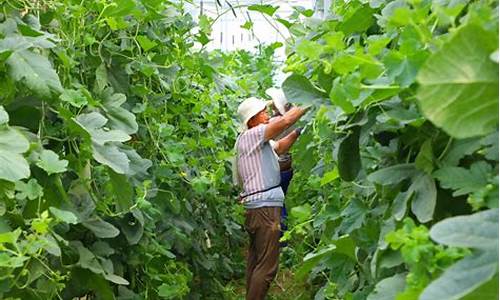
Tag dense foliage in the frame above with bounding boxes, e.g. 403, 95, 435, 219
261, 0, 498, 299
0, 0, 498, 299
0, 0, 277, 299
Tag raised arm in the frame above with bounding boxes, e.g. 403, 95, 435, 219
274, 129, 301, 155
264, 106, 307, 141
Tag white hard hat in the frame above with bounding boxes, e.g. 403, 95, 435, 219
237, 97, 267, 129
265, 88, 288, 115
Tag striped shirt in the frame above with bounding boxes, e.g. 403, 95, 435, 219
236, 124, 284, 209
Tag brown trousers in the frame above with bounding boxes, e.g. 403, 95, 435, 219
244, 207, 281, 300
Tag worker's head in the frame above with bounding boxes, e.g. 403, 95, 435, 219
265, 88, 290, 116
237, 97, 270, 129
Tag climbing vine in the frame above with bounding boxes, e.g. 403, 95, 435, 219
256, 0, 499, 299
0, 0, 277, 298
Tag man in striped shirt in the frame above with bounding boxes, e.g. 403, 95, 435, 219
235, 97, 307, 299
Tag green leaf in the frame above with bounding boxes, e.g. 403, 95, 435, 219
338, 198, 368, 234
74, 112, 130, 145
0, 228, 21, 245
43, 234, 61, 257
383, 51, 427, 88
429, 208, 498, 250
367, 273, 406, 300
332, 54, 359, 75
103, 273, 129, 285
82, 217, 120, 239
433, 161, 492, 196
461, 275, 498, 300
6, 50, 62, 97
296, 39, 322, 60
320, 168, 339, 186
49, 207, 78, 224
158, 282, 185, 299
0, 127, 30, 182
420, 250, 498, 300
378, 218, 396, 250
95, 63, 108, 92
392, 191, 411, 221
120, 209, 144, 245
248, 4, 279, 16
323, 31, 345, 50
304, 244, 336, 261
337, 126, 361, 181
441, 138, 482, 166
102, 93, 138, 134
0, 106, 8, 124
417, 24, 499, 138
241, 21, 253, 29
367, 163, 417, 185
15, 179, 43, 200
102, 0, 136, 17
119, 146, 151, 177
136, 35, 157, 52
60, 89, 88, 108
74, 242, 104, 274
36, 149, 68, 175
409, 173, 436, 223
415, 140, 434, 173
282, 74, 328, 106
92, 143, 130, 174
334, 235, 357, 260
329, 76, 357, 114
276, 18, 292, 28
0, 50, 13, 63
338, 5, 375, 36
108, 170, 133, 211
291, 204, 312, 222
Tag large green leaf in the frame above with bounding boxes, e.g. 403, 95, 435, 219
441, 138, 482, 166
417, 24, 499, 138
329, 76, 357, 114
15, 178, 43, 200
420, 250, 498, 300
338, 4, 375, 36
367, 163, 417, 185
119, 209, 144, 245
120, 146, 152, 176
49, 207, 78, 224
108, 170, 134, 211
429, 208, 498, 250
92, 143, 130, 174
460, 275, 499, 300
392, 190, 412, 221
433, 161, 492, 196
82, 216, 120, 239
409, 173, 436, 223
6, 49, 62, 97
0, 127, 30, 182
367, 273, 406, 300
338, 198, 368, 234
282, 74, 328, 106
102, 0, 136, 17
337, 126, 361, 181
36, 149, 68, 175
74, 112, 130, 145
101, 93, 138, 135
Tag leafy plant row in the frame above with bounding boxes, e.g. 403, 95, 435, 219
246, 0, 499, 299
0, 0, 277, 299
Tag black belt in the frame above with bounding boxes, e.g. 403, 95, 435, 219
239, 184, 282, 202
